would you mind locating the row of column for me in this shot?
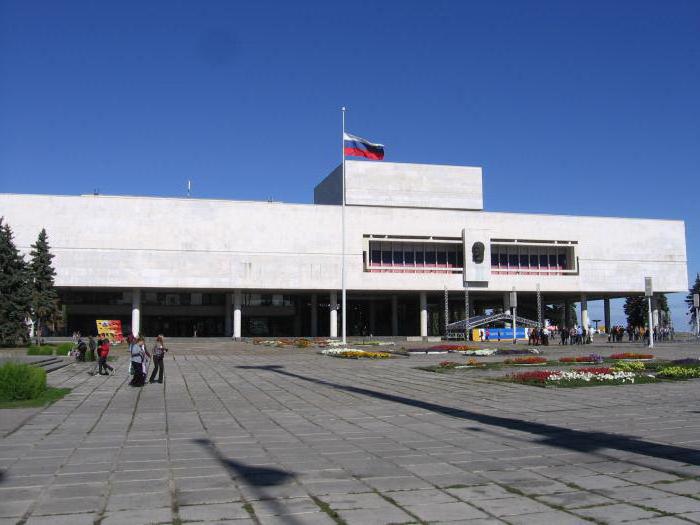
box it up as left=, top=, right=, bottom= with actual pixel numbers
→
left=130, top=288, right=656, bottom=338
left=130, top=288, right=426, bottom=339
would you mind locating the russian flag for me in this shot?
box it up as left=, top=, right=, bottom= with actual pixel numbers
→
left=344, top=132, right=384, bottom=160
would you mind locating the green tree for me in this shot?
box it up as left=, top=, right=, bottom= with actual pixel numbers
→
left=686, top=273, right=700, bottom=329
left=0, top=218, right=32, bottom=346
left=29, top=229, right=61, bottom=344
left=546, top=303, right=577, bottom=328
left=624, top=296, right=647, bottom=327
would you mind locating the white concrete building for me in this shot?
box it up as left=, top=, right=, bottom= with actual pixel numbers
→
left=0, top=160, right=688, bottom=338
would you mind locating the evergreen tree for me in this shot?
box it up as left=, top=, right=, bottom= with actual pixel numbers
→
left=686, top=273, right=700, bottom=329
left=624, top=296, right=647, bottom=327
left=29, top=228, right=61, bottom=343
left=0, top=218, right=32, bottom=346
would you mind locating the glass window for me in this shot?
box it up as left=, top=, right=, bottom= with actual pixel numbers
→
left=425, top=247, right=436, bottom=265
left=437, top=249, right=447, bottom=266
left=519, top=249, right=529, bottom=268
left=393, top=244, right=403, bottom=265
left=539, top=253, right=548, bottom=268
left=530, top=254, right=539, bottom=267
left=404, top=246, right=415, bottom=265
left=370, top=245, right=381, bottom=265
left=508, top=249, right=518, bottom=267
left=415, top=245, right=425, bottom=265
left=499, top=253, right=508, bottom=267
left=382, top=242, right=392, bottom=265
left=549, top=254, right=557, bottom=268
left=447, top=249, right=457, bottom=267
left=457, top=249, right=464, bottom=267
left=558, top=252, right=567, bottom=269
left=491, top=251, right=499, bottom=267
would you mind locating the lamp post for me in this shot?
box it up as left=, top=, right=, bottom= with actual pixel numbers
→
left=694, top=293, right=699, bottom=340
left=645, top=277, right=654, bottom=349
left=592, top=319, right=601, bottom=333
left=510, top=287, right=517, bottom=344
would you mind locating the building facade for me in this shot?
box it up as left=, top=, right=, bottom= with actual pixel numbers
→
left=0, top=161, right=688, bottom=338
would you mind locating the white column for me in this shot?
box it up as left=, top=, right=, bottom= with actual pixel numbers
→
left=391, top=295, right=399, bottom=336
left=420, top=292, right=428, bottom=338
left=233, top=290, right=242, bottom=340
left=131, top=288, right=141, bottom=337
left=225, top=293, right=233, bottom=337
left=330, top=291, right=338, bottom=338
left=310, top=294, right=318, bottom=337
left=604, top=298, right=611, bottom=333
left=580, top=294, right=588, bottom=330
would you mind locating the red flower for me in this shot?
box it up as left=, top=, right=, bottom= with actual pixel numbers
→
left=609, top=353, right=653, bottom=360
left=509, top=370, right=554, bottom=383
left=505, top=356, right=547, bottom=364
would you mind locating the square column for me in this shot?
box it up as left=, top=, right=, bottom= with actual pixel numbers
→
left=233, top=290, right=242, bottom=340
left=310, top=294, right=318, bottom=337
left=225, top=293, right=233, bottom=337
left=131, top=288, right=141, bottom=337
left=391, top=295, right=398, bottom=336
left=420, top=292, right=428, bottom=338
left=330, top=292, right=338, bottom=338
left=580, top=294, right=588, bottom=330
left=368, top=300, right=376, bottom=336
left=604, top=298, right=611, bottom=333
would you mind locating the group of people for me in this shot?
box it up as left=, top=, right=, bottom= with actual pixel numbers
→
left=70, top=333, right=113, bottom=375
left=559, top=326, right=590, bottom=345
left=127, top=334, right=168, bottom=387
left=608, top=325, right=674, bottom=343
left=527, top=327, right=549, bottom=346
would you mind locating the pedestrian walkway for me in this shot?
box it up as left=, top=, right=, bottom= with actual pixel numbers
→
left=1, top=340, right=700, bottom=524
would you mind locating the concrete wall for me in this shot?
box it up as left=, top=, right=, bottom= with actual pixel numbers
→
left=314, top=160, right=484, bottom=210
left=0, top=192, right=687, bottom=294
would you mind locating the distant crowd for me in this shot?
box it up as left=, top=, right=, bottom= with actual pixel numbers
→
left=607, top=325, right=674, bottom=343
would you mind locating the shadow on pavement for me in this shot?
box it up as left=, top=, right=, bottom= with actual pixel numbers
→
left=193, top=438, right=293, bottom=487
left=236, top=365, right=700, bottom=470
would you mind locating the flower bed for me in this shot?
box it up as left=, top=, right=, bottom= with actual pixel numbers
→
left=656, top=366, right=700, bottom=380
left=427, top=344, right=481, bottom=351
left=320, top=348, right=391, bottom=359
left=460, top=349, right=497, bottom=356
left=504, top=356, right=548, bottom=365
left=559, top=354, right=604, bottom=364
left=609, top=353, right=654, bottom=360
left=506, top=366, right=657, bottom=387
left=496, top=348, right=541, bottom=356
left=670, top=358, right=700, bottom=366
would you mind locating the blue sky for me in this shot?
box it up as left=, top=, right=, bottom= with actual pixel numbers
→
left=1, top=1, right=698, bottom=329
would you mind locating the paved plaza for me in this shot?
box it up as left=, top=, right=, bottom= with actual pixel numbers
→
left=2, top=339, right=700, bottom=524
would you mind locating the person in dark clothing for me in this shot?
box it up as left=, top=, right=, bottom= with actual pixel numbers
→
left=149, top=335, right=168, bottom=384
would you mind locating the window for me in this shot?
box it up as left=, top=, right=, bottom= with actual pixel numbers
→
left=491, top=242, right=576, bottom=274
left=366, top=240, right=461, bottom=273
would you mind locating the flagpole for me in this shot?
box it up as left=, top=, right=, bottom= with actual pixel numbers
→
left=341, top=106, right=347, bottom=345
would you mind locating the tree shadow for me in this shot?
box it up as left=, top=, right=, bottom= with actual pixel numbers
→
left=193, top=438, right=293, bottom=487
left=236, top=365, right=700, bottom=471
left=193, top=438, right=308, bottom=524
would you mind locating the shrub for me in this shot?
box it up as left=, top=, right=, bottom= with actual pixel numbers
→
left=27, top=346, right=54, bottom=356
left=656, top=366, right=700, bottom=380
left=56, top=343, right=73, bottom=356
left=0, top=362, right=47, bottom=401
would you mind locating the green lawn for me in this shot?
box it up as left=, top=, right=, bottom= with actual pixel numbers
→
left=0, top=387, right=71, bottom=409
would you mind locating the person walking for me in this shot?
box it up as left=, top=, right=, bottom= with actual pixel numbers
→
left=98, top=338, right=114, bottom=375
left=129, top=337, right=150, bottom=387
left=149, top=335, right=168, bottom=384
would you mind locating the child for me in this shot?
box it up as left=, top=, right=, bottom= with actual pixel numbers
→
left=98, top=338, right=114, bottom=375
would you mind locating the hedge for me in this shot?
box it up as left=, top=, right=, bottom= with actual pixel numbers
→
left=27, top=346, right=54, bottom=356
left=0, top=362, right=47, bottom=401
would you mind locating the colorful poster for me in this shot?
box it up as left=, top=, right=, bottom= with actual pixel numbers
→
left=96, top=320, right=124, bottom=343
